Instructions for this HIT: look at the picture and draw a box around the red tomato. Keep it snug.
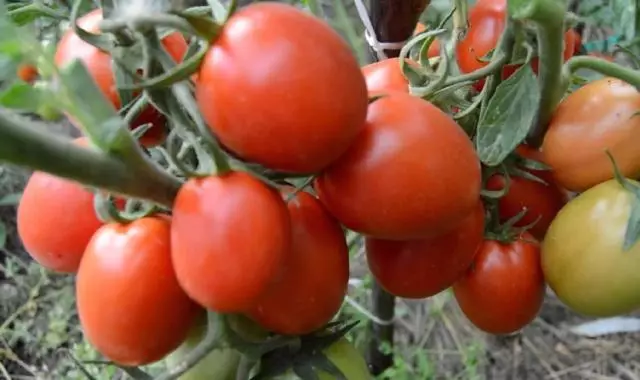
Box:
[171,171,292,313]
[315,92,481,240]
[569,29,582,54]
[76,216,199,366]
[17,64,38,83]
[542,77,640,192]
[196,3,368,174]
[456,0,575,91]
[361,58,411,96]
[366,201,485,299]
[16,138,104,273]
[54,9,188,147]
[248,188,349,335]
[485,146,568,241]
[453,234,545,335]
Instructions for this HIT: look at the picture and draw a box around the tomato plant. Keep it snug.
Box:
[165,313,241,380]
[542,77,640,192]
[456,0,575,91]
[486,146,569,241]
[248,188,349,335]
[365,201,484,299]
[315,92,481,240]
[542,179,640,317]
[196,2,368,174]
[414,22,441,58]
[269,338,371,380]
[54,9,188,147]
[76,216,199,366]
[453,234,545,335]
[171,171,292,313]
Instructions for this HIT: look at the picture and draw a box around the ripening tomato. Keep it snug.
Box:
[569,29,582,54]
[486,146,568,241]
[76,216,198,366]
[542,77,640,192]
[54,9,188,147]
[17,138,104,273]
[361,58,411,96]
[456,0,575,91]
[165,313,241,380]
[366,201,484,299]
[17,64,38,83]
[171,171,292,313]
[196,3,368,174]
[249,188,349,335]
[315,92,481,240]
[453,234,545,335]
[542,179,640,317]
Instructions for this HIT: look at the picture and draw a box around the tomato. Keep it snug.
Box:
[569,29,582,54]
[361,58,410,96]
[414,23,441,58]
[456,0,575,91]
[76,216,198,366]
[486,146,568,241]
[196,3,368,174]
[171,171,292,313]
[542,179,640,316]
[16,138,103,273]
[54,9,188,147]
[453,234,545,335]
[366,201,484,299]
[267,338,371,380]
[315,92,481,240]
[165,313,241,380]
[249,188,349,335]
[542,77,640,192]
[17,64,38,83]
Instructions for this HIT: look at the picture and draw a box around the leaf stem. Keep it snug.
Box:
[562,56,640,89]
[508,0,567,148]
[0,111,180,207]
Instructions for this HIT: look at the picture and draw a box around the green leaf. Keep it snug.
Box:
[0,192,21,206]
[0,222,6,249]
[612,0,639,44]
[0,81,41,111]
[475,65,540,167]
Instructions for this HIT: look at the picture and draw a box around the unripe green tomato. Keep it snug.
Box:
[164,318,241,380]
[262,338,371,380]
[542,179,640,317]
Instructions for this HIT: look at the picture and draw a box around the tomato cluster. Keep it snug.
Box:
[14,0,640,377]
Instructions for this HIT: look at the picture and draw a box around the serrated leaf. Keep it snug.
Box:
[475,65,540,167]
[0,81,41,111]
[0,192,21,206]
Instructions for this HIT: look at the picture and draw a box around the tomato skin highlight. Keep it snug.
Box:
[542,179,640,317]
[315,92,481,240]
[249,189,349,335]
[453,234,545,335]
[542,77,640,192]
[76,217,198,366]
[54,9,187,147]
[171,171,292,313]
[366,201,485,299]
[196,3,368,174]
[456,0,574,91]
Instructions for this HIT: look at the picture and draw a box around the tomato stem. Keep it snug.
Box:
[562,56,640,89]
[508,0,568,148]
[0,112,181,207]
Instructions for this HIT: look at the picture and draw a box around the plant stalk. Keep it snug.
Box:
[508,0,568,148]
[0,111,180,208]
